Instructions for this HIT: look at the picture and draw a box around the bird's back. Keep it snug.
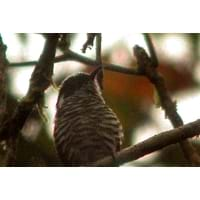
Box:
[54,92,123,166]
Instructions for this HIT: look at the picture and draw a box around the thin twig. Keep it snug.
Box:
[134,44,200,166]
[9,49,141,75]
[82,33,97,53]
[94,119,200,166]
[96,33,102,65]
[9,60,37,67]
[143,33,159,68]
[95,33,104,89]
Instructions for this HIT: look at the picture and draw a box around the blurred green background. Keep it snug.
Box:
[1,33,200,166]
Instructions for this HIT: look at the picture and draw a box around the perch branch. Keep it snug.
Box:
[134,44,200,166]
[94,119,200,166]
[0,34,59,142]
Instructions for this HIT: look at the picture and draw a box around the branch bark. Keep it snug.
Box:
[134,41,200,166]
[9,49,141,75]
[0,34,59,144]
[95,33,104,89]
[0,35,8,124]
[95,33,102,65]
[94,119,200,166]
[143,33,158,68]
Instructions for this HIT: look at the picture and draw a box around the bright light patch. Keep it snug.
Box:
[9,66,34,97]
[70,33,148,59]
[70,34,95,58]
[134,124,160,143]
[1,33,45,61]
[109,34,149,66]
[25,34,45,60]
[45,92,57,135]
[102,33,126,50]
[132,88,200,164]
[153,89,200,125]
[104,33,148,66]
[161,35,189,60]
[102,33,148,53]
[132,89,200,165]
[1,33,22,61]
[54,61,86,78]
[70,33,126,58]
[176,89,200,123]
[124,33,149,54]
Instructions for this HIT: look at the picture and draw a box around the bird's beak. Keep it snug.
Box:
[90,67,102,80]
[90,67,103,90]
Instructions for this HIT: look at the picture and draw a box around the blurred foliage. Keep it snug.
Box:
[1,33,200,166]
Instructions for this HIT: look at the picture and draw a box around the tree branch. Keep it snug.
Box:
[143,33,159,68]
[94,119,200,166]
[95,33,102,65]
[0,35,8,124]
[0,34,59,142]
[82,33,97,53]
[9,49,141,75]
[133,44,200,166]
[95,33,104,89]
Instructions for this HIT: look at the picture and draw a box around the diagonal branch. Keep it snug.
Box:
[94,119,200,166]
[143,33,159,68]
[0,34,59,142]
[134,44,200,166]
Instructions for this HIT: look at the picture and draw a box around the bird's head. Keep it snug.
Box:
[56,67,103,108]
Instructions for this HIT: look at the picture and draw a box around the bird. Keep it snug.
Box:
[53,67,124,166]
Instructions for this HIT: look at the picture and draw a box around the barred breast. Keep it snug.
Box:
[54,92,123,166]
